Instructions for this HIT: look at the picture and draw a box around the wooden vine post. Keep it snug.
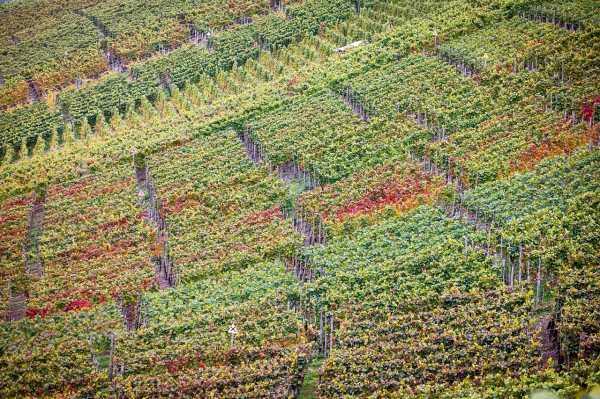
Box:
[108,332,116,382]
[536,257,543,304]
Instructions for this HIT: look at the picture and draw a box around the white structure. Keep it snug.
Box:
[335,40,366,53]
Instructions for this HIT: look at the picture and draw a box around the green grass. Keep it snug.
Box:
[298,357,324,399]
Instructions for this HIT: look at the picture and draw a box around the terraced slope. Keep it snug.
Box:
[0,0,599,398]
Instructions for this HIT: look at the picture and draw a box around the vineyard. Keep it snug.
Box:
[0,0,599,398]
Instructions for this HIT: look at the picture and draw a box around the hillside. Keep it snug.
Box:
[0,0,599,397]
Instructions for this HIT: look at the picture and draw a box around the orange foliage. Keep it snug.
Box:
[511,125,598,173]
[333,174,439,223]
[243,205,283,226]
[164,196,204,214]
[58,239,137,261]
[0,80,29,109]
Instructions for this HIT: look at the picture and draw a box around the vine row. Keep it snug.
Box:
[134,154,177,291]
[341,87,370,121]
[236,128,336,362]
[24,190,46,278]
[517,10,583,32]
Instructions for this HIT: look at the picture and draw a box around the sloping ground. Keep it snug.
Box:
[0,0,599,397]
